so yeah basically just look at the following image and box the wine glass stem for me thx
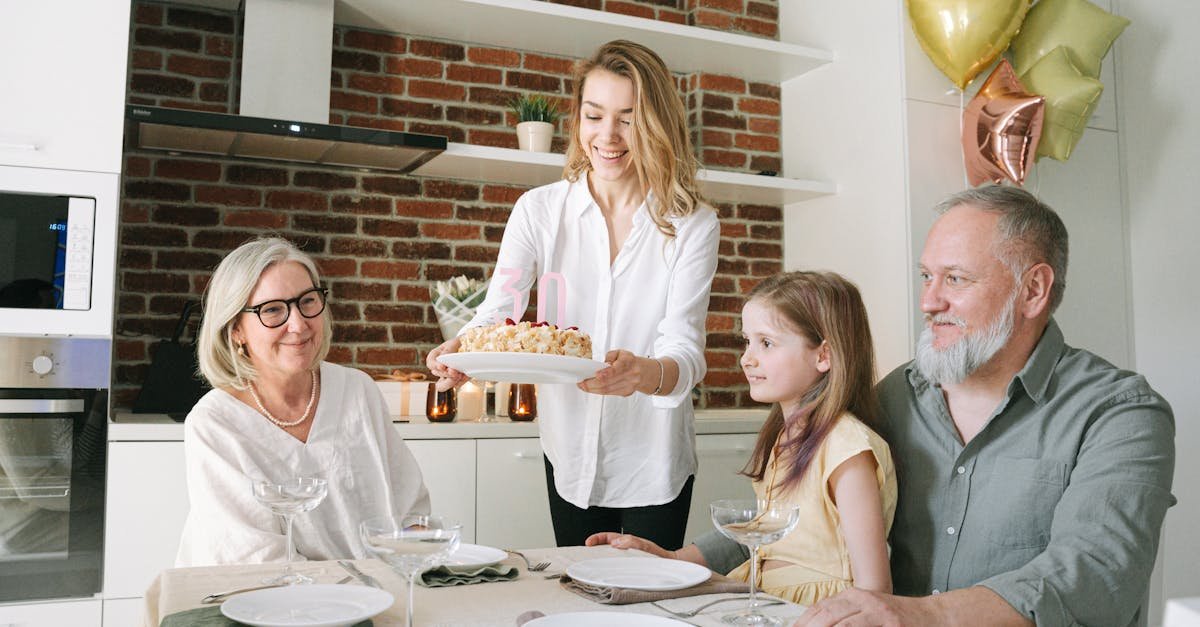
[747,543,760,613]
[283,513,296,573]
[405,572,416,627]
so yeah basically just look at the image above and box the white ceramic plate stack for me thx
[565,557,711,591]
[438,352,605,384]
[443,543,508,571]
[220,584,394,627]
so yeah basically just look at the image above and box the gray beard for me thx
[915,295,1016,386]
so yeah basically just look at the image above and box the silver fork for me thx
[504,548,551,571]
[650,597,785,618]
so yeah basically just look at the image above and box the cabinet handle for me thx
[513,451,541,459]
[0,141,40,151]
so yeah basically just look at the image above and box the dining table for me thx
[144,545,808,626]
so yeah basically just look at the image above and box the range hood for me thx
[125,0,446,173]
[127,105,446,173]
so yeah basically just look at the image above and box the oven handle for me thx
[0,399,85,414]
[0,486,71,499]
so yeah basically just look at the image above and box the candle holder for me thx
[507,383,537,422]
[425,385,457,423]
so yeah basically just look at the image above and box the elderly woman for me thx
[176,237,429,567]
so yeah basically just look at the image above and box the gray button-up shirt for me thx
[879,320,1176,626]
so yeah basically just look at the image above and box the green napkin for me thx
[417,563,519,587]
[160,605,372,627]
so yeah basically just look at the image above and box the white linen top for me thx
[176,361,430,567]
[465,178,720,508]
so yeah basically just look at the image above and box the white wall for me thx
[1116,0,1200,616]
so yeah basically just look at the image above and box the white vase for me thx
[516,121,554,152]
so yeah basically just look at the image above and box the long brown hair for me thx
[563,40,704,238]
[740,271,883,493]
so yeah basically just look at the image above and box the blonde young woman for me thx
[177,237,429,566]
[428,40,720,549]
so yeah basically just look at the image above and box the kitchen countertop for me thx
[108,408,769,441]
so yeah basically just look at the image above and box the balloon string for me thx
[959,88,968,188]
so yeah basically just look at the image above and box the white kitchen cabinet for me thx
[103,442,189,600]
[0,598,102,627]
[475,438,555,550]
[685,433,760,546]
[404,439,478,543]
[101,597,144,627]
[0,2,130,173]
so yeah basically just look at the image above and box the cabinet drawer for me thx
[475,439,554,550]
[405,439,477,543]
[0,598,101,627]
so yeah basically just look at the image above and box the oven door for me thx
[0,390,106,603]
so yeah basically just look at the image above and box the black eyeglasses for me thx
[241,287,328,328]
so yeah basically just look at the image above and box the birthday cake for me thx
[459,319,592,359]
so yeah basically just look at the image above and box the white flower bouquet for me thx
[430,275,489,342]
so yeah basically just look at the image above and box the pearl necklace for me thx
[249,370,318,428]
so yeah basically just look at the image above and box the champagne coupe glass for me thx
[360,514,462,627]
[711,499,801,626]
[251,476,328,585]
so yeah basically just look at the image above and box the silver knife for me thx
[338,559,382,588]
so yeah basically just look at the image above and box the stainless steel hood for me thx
[127,105,446,173]
[125,0,446,173]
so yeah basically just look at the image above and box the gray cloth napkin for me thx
[418,563,519,587]
[160,605,372,627]
[515,610,546,625]
[559,572,751,605]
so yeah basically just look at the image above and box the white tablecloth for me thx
[146,545,806,626]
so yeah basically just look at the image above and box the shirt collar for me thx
[904,318,1065,405]
[567,176,653,228]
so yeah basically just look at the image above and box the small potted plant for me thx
[510,94,560,152]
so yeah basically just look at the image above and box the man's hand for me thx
[793,588,922,627]
[584,532,676,560]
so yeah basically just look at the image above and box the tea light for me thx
[426,385,457,423]
[458,380,484,421]
[508,383,537,422]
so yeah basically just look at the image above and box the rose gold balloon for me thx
[962,59,1045,186]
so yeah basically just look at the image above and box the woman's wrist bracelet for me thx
[649,356,665,395]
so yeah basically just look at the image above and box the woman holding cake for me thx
[427,40,719,550]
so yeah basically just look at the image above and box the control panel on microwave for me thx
[0,191,95,311]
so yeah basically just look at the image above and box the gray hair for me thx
[196,237,332,390]
[935,186,1069,313]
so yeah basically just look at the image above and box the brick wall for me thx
[116,0,784,411]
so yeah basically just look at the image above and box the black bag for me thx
[132,300,210,420]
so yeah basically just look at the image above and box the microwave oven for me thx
[0,165,118,338]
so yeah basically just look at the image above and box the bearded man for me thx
[797,186,1176,626]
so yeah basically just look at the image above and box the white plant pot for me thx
[516,121,554,152]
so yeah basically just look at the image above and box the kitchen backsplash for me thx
[114,0,783,410]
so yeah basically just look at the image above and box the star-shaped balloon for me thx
[962,59,1046,186]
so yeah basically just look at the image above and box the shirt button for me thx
[946,526,956,535]
[956,466,966,475]
[932,589,941,595]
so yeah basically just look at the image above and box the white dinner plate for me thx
[444,543,508,570]
[566,557,711,592]
[526,611,687,626]
[220,584,393,627]
[438,352,605,384]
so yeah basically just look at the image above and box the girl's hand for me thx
[426,337,468,391]
[585,532,676,560]
[577,350,650,396]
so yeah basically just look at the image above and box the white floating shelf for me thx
[335,0,833,83]
[413,143,835,205]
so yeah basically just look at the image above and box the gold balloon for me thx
[962,59,1045,186]
[1010,0,1130,78]
[1020,46,1104,161]
[907,0,1032,90]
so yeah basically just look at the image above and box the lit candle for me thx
[459,380,484,421]
[508,383,537,422]
[425,385,457,423]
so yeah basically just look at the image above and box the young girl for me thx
[588,271,896,605]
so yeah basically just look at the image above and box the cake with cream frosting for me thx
[459,319,592,359]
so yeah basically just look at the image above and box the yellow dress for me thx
[725,413,897,606]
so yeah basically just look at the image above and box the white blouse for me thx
[176,361,430,566]
[466,178,720,508]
